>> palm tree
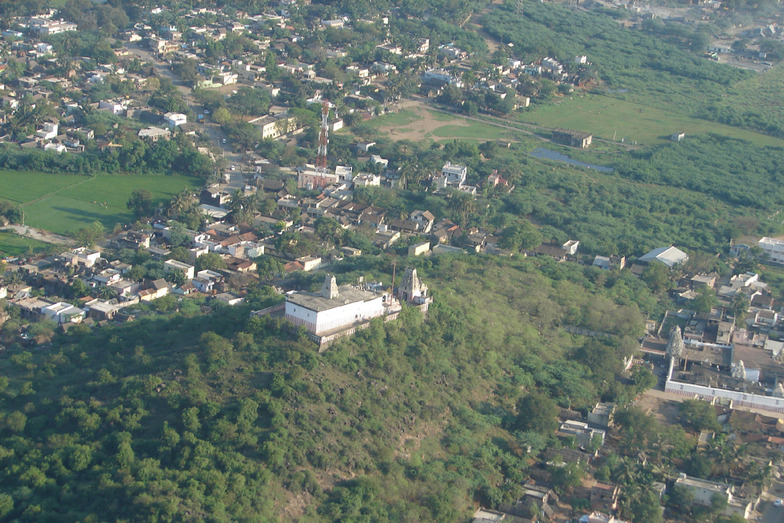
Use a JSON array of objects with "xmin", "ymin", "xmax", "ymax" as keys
[{"xmin": 166, "ymin": 190, "xmax": 193, "ymax": 218}]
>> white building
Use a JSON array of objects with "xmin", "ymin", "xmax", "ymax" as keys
[
  {"xmin": 44, "ymin": 143, "xmax": 67, "ymax": 154},
  {"xmin": 563, "ymin": 240, "xmax": 580, "ymax": 256},
  {"xmin": 30, "ymin": 18, "xmax": 77, "ymax": 35},
  {"xmin": 64, "ymin": 247, "xmax": 101, "ymax": 268},
  {"xmin": 36, "ymin": 122, "xmax": 58, "ymax": 140},
  {"xmin": 674, "ymin": 473, "xmax": 731, "ymax": 506},
  {"xmin": 41, "ymin": 302, "xmax": 85, "ymax": 324},
  {"xmin": 353, "ymin": 173, "xmax": 381, "ymax": 187},
  {"xmin": 321, "ymin": 19, "xmax": 345, "ymax": 29},
  {"xmin": 164, "ymin": 112, "xmax": 187, "ymax": 128},
  {"xmin": 98, "ymin": 100, "xmax": 126, "ymax": 115},
  {"xmin": 759, "ymin": 237, "xmax": 784, "ymax": 264},
  {"xmin": 296, "ymin": 256, "xmax": 322, "ymax": 272},
  {"xmin": 285, "ymin": 275, "xmax": 386, "ymax": 336},
  {"xmin": 638, "ymin": 245, "xmax": 689, "ymax": 268},
  {"xmin": 434, "ymin": 162, "xmax": 468, "ymax": 190},
  {"xmin": 36, "ymin": 43, "xmax": 54, "ymax": 55},
  {"xmin": 164, "ymin": 259, "xmax": 195, "ymax": 280},
  {"xmin": 579, "ymin": 513, "xmax": 628, "ymax": 523},
  {"xmin": 297, "ymin": 165, "xmax": 339, "ymax": 190},
  {"xmin": 138, "ymin": 127, "xmax": 171, "ymax": 141},
  {"xmin": 422, "ymin": 68, "xmax": 463, "ymax": 88}
]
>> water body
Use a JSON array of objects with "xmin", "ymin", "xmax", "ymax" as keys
[{"xmin": 529, "ymin": 148, "xmax": 614, "ymax": 173}]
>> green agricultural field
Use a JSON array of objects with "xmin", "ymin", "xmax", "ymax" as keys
[
  {"xmin": 519, "ymin": 94, "xmax": 784, "ymax": 147},
  {"xmin": 0, "ymin": 171, "xmax": 83, "ymax": 204},
  {"xmin": 0, "ymin": 232, "xmax": 53, "ymax": 257},
  {"xmin": 0, "ymin": 171, "xmax": 202, "ymax": 234}
]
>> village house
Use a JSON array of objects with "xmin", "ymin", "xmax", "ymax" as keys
[
  {"xmin": 590, "ymin": 483, "xmax": 620, "ymax": 513},
  {"xmin": 758, "ymin": 237, "xmax": 784, "ymax": 265},
  {"xmin": 138, "ymin": 127, "xmax": 170, "ymax": 141},
  {"xmin": 434, "ymin": 162, "xmax": 468, "ymax": 190},
  {"xmin": 41, "ymin": 301, "xmax": 85, "ymax": 325},
  {"xmin": 558, "ymin": 420, "xmax": 605, "ymax": 449},
  {"xmin": 592, "ymin": 255, "xmax": 626, "ymax": 271},
  {"xmin": 138, "ymin": 279, "xmax": 170, "ymax": 302},
  {"xmin": 163, "ymin": 259, "xmax": 195, "ymax": 280},
  {"xmin": 551, "ymin": 128, "xmax": 593, "ymax": 148},
  {"xmin": 164, "ymin": 112, "xmax": 187, "ymax": 128},
  {"xmin": 408, "ymin": 241, "xmax": 431, "ymax": 257},
  {"xmin": 638, "ymin": 245, "xmax": 689, "ymax": 268},
  {"xmin": 673, "ymin": 474, "xmax": 753, "ymax": 519}
]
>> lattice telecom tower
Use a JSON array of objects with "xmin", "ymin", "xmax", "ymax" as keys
[{"xmin": 316, "ymin": 101, "xmax": 329, "ymax": 172}]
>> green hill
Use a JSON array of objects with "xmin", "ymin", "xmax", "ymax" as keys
[{"xmin": 0, "ymin": 255, "xmax": 652, "ymax": 520}]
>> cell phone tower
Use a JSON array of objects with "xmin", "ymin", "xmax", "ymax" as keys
[{"xmin": 316, "ymin": 101, "xmax": 329, "ymax": 172}]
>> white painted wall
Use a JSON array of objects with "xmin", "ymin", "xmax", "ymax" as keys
[{"xmin": 286, "ymin": 296, "xmax": 384, "ymax": 335}]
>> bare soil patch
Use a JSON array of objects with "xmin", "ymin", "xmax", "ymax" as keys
[{"xmin": 377, "ymin": 101, "xmax": 470, "ymax": 142}]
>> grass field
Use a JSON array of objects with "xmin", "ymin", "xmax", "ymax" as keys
[
  {"xmin": 0, "ymin": 171, "xmax": 83, "ymax": 204},
  {"xmin": 371, "ymin": 109, "xmax": 422, "ymax": 127},
  {"xmin": 0, "ymin": 232, "xmax": 53, "ymax": 257},
  {"xmin": 0, "ymin": 171, "xmax": 203, "ymax": 234},
  {"xmin": 518, "ymin": 94, "xmax": 784, "ymax": 147},
  {"xmin": 430, "ymin": 123, "xmax": 517, "ymax": 141}
]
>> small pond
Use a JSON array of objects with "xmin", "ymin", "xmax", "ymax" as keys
[{"xmin": 529, "ymin": 148, "xmax": 614, "ymax": 173}]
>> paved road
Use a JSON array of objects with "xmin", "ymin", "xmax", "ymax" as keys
[{"xmin": 761, "ymin": 500, "xmax": 784, "ymax": 523}]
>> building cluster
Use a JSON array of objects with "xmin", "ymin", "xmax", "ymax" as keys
[
  {"xmin": 0, "ymin": 221, "xmax": 273, "ymax": 330},
  {"xmin": 632, "ymin": 238, "xmax": 784, "ymax": 415},
  {"xmin": 0, "ymin": 0, "xmax": 599, "ymax": 168},
  {"xmin": 472, "ymin": 402, "xmax": 642, "ymax": 523},
  {"xmin": 422, "ymin": 53, "xmax": 594, "ymax": 111},
  {"xmin": 220, "ymin": 159, "xmax": 525, "ymax": 259}
]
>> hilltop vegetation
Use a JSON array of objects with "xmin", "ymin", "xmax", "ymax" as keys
[{"xmin": 0, "ymin": 256, "xmax": 653, "ymax": 520}]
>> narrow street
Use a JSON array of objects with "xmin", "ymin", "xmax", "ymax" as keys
[{"xmin": 124, "ymin": 42, "xmax": 243, "ymax": 167}]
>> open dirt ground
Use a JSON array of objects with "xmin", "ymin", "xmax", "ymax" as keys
[{"xmin": 376, "ymin": 100, "xmax": 473, "ymax": 142}]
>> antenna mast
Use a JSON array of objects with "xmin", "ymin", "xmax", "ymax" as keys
[
  {"xmin": 391, "ymin": 259, "xmax": 397, "ymax": 297},
  {"xmin": 316, "ymin": 101, "xmax": 329, "ymax": 172}
]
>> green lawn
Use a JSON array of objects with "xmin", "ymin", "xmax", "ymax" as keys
[
  {"xmin": 0, "ymin": 232, "xmax": 53, "ymax": 257},
  {"xmin": 430, "ymin": 123, "xmax": 517, "ymax": 141},
  {"xmin": 0, "ymin": 171, "xmax": 83, "ymax": 204},
  {"xmin": 0, "ymin": 172, "xmax": 203, "ymax": 234},
  {"xmin": 519, "ymin": 94, "xmax": 784, "ymax": 147}
]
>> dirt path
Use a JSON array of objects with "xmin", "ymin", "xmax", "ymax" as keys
[{"xmin": 2, "ymin": 225, "xmax": 75, "ymax": 246}]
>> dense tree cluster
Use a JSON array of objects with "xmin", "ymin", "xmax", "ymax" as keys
[
  {"xmin": 0, "ymin": 255, "xmax": 652, "ymax": 520},
  {"xmin": 0, "ymin": 137, "xmax": 215, "ymax": 179}
]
